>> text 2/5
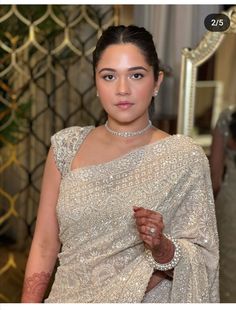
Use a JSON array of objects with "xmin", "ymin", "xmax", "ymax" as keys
[{"xmin": 204, "ymin": 13, "xmax": 230, "ymax": 32}]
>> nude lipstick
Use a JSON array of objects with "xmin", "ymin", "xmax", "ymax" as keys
[{"xmin": 115, "ymin": 101, "xmax": 134, "ymax": 110}]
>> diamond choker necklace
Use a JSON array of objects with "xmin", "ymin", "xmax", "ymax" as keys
[{"xmin": 104, "ymin": 120, "xmax": 152, "ymax": 138}]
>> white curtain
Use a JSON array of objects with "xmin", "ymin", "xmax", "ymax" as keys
[{"xmin": 134, "ymin": 5, "xmax": 221, "ymax": 116}]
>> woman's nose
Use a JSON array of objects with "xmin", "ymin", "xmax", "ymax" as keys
[{"xmin": 116, "ymin": 77, "xmax": 130, "ymax": 95}]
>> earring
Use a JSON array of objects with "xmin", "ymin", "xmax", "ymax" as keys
[
  {"xmin": 96, "ymin": 92, "xmax": 99, "ymax": 97},
  {"xmin": 153, "ymin": 90, "xmax": 159, "ymax": 97}
]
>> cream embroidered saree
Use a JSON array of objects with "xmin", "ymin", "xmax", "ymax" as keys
[{"xmin": 45, "ymin": 126, "xmax": 219, "ymax": 303}]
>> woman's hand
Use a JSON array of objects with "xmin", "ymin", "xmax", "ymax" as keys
[
  {"xmin": 133, "ymin": 206, "xmax": 174, "ymax": 264},
  {"xmin": 133, "ymin": 206, "xmax": 164, "ymax": 250}
]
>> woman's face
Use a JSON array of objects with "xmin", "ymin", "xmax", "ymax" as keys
[{"xmin": 95, "ymin": 43, "xmax": 162, "ymax": 125}]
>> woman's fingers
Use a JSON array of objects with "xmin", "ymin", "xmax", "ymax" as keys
[
  {"xmin": 134, "ymin": 208, "xmax": 164, "ymax": 230},
  {"xmin": 139, "ymin": 226, "xmax": 162, "ymax": 240},
  {"xmin": 139, "ymin": 231, "xmax": 162, "ymax": 248},
  {"xmin": 133, "ymin": 206, "xmax": 162, "ymax": 218},
  {"xmin": 135, "ymin": 217, "xmax": 164, "ymax": 229},
  {"xmin": 134, "ymin": 207, "xmax": 162, "ymax": 220},
  {"xmin": 133, "ymin": 206, "xmax": 164, "ymax": 250}
]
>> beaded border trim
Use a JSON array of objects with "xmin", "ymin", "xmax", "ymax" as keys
[{"xmin": 145, "ymin": 234, "xmax": 181, "ymax": 271}]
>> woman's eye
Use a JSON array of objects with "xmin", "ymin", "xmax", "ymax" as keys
[
  {"xmin": 103, "ymin": 75, "xmax": 115, "ymax": 81},
  {"xmin": 131, "ymin": 73, "xmax": 143, "ymax": 79}
]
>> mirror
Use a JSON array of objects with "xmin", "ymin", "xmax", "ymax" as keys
[{"xmin": 177, "ymin": 6, "xmax": 236, "ymax": 154}]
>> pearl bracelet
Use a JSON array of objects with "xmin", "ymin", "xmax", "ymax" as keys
[{"xmin": 144, "ymin": 234, "xmax": 181, "ymax": 271}]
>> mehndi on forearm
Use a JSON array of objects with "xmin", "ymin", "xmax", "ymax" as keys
[
  {"xmin": 152, "ymin": 236, "xmax": 175, "ymax": 264},
  {"xmin": 21, "ymin": 271, "xmax": 51, "ymax": 303}
]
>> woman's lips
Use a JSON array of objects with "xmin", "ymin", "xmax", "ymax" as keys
[{"xmin": 115, "ymin": 102, "xmax": 134, "ymax": 110}]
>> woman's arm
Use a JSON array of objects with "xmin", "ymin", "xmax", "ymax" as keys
[
  {"xmin": 209, "ymin": 126, "xmax": 225, "ymax": 198},
  {"xmin": 21, "ymin": 147, "xmax": 61, "ymax": 303}
]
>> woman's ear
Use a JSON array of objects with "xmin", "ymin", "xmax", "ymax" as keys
[
  {"xmin": 156, "ymin": 71, "xmax": 164, "ymax": 88},
  {"xmin": 153, "ymin": 71, "xmax": 164, "ymax": 96}
]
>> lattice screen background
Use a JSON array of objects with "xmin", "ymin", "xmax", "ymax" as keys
[{"xmin": 0, "ymin": 4, "xmax": 119, "ymax": 302}]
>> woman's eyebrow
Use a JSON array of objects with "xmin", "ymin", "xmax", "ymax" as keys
[
  {"xmin": 98, "ymin": 66, "xmax": 148, "ymax": 74},
  {"xmin": 98, "ymin": 68, "xmax": 116, "ymax": 73},
  {"xmin": 128, "ymin": 66, "xmax": 148, "ymax": 72}
]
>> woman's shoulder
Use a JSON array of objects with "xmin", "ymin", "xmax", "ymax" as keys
[
  {"xmin": 168, "ymin": 134, "xmax": 207, "ymax": 163},
  {"xmin": 51, "ymin": 125, "xmax": 94, "ymax": 140},
  {"xmin": 50, "ymin": 125, "xmax": 94, "ymax": 156},
  {"xmin": 151, "ymin": 128, "xmax": 206, "ymax": 163},
  {"xmin": 170, "ymin": 133, "xmax": 204, "ymax": 150},
  {"xmin": 50, "ymin": 125, "xmax": 94, "ymax": 176}
]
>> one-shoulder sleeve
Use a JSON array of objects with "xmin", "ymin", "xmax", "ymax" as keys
[{"xmin": 50, "ymin": 126, "xmax": 84, "ymax": 177}]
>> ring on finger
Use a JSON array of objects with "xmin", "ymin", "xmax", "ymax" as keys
[{"xmin": 148, "ymin": 227, "xmax": 156, "ymax": 236}]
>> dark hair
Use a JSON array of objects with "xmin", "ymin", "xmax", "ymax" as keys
[
  {"xmin": 93, "ymin": 25, "xmax": 160, "ymax": 82},
  {"xmin": 229, "ymin": 111, "xmax": 236, "ymax": 141}
]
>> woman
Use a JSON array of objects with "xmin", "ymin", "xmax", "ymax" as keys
[
  {"xmin": 210, "ymin": 105, "xmax": 236, "ymax": 302},
  {"xmin": 21, "ymin": 25, "xmax": 219, "ymax": 303}
]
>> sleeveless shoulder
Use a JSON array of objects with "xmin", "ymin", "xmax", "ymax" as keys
[{"xmin": 51, "ymin": 126, "xmax": 94, "ymax": 177}]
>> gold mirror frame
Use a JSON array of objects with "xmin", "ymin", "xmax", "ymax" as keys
[{"xmin": 177, "ymin": 6, "xmax": 236, "ymax": 140}]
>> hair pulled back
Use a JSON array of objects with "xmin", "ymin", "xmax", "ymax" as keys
[{"xmin": 93, "ymin": 25, "xmax": 160, "ymax": 81}]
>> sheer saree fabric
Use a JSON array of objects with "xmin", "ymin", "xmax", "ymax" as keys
[{"xmin": 45, "ymin": 126, "xmax": 219, "ymax": 303}]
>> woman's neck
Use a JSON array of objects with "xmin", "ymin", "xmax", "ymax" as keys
[{"xmin": 106, "ymin": 115, "xmax": 151, "ymax": 133}]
